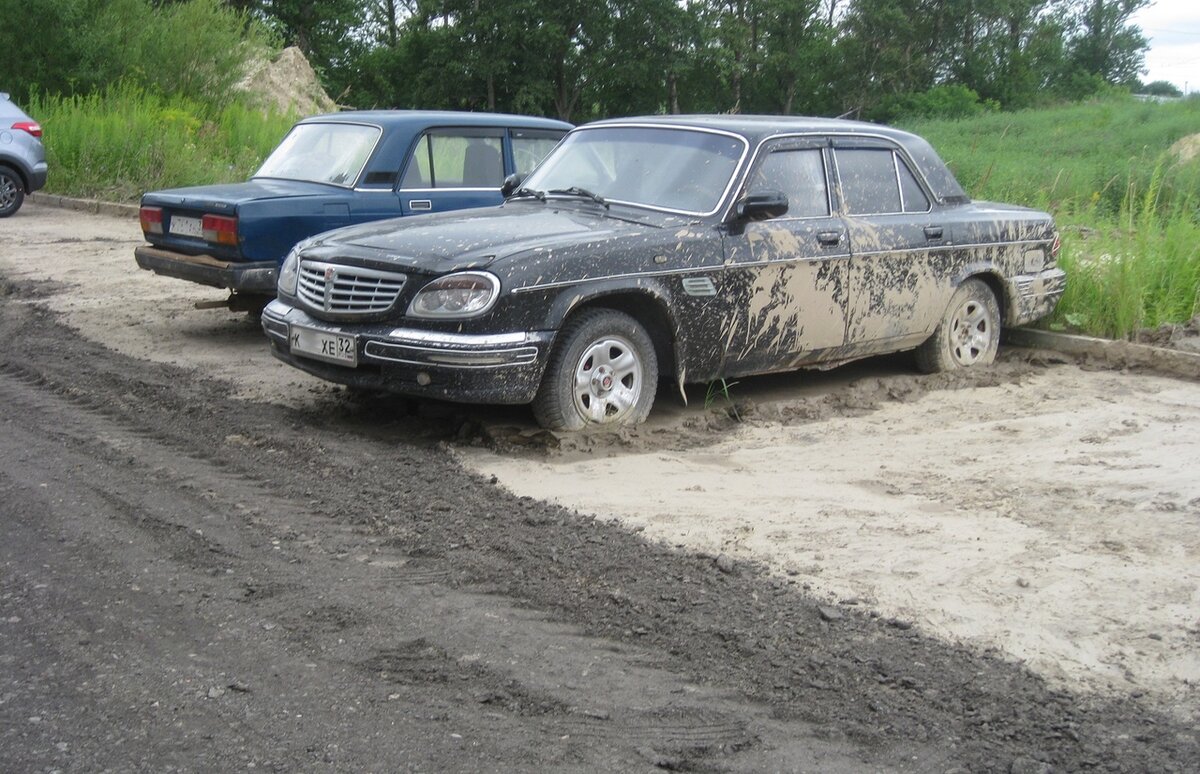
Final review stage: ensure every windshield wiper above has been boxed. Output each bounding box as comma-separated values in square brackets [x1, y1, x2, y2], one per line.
[511, 186, 546, 202]
[548, 186, 609, 208]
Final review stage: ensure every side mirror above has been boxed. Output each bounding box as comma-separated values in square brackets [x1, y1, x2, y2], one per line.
[736, 190, 789, 221]
[501, 172, 526, 197]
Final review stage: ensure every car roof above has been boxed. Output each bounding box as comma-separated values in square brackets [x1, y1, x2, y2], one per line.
[0, 93, 31, 120]
[298, 110, 572, 132]
[582, 114, 969, 204]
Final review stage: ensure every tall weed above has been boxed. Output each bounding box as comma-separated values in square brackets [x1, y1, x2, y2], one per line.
[33, 85, 297, 202]
[905, 97, 1200, 338]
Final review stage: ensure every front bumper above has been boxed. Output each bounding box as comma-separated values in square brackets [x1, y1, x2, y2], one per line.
[134, 245, 276, 293]
[1006, 267, 1067, 327]
[261, 300, 554, 405]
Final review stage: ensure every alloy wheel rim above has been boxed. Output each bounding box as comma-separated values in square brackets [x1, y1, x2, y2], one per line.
[0, 176, 16, 210]
[572, 335, 643, 424]
[949, 299, 992, 366]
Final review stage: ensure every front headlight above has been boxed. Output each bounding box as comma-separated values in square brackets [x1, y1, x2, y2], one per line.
[407, 271, 501, 319]
[278, 245, 302, 296]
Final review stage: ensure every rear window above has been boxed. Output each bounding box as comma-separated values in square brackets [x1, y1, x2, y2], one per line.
[255, 123, 381, 187]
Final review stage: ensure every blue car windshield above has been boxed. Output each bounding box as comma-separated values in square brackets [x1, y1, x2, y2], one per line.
[521, 126, 747, 215]
[255, 122, 381, 187]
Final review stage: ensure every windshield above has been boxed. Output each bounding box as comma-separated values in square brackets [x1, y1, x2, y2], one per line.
[255, 122, 381, 187]
[521, 126, 747, 215]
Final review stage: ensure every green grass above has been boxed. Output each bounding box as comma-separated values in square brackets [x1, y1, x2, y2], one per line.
[32, 84, 297, 202]
[903, 96, 1200, 338]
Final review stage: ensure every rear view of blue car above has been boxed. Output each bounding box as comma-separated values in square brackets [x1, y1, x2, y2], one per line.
[134, 110, 569, 309]
[0, 92, 48, 217]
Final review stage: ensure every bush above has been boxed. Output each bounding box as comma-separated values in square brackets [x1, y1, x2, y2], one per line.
[877, 85, 999, 122]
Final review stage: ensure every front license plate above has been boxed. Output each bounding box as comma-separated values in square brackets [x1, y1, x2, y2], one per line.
[169, 215, 203, 238]
[290, 324, 357, 367]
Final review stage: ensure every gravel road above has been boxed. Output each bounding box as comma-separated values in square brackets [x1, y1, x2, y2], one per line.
[1, 201, 1197, 771]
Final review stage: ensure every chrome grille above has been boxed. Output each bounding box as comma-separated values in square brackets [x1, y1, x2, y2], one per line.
[297, 260, 407, 315]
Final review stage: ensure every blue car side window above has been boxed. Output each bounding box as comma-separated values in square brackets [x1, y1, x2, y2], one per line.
[400, 129, 505, 190]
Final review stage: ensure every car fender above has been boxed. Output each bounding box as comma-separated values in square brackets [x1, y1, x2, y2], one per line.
[540, 277, 689, 391]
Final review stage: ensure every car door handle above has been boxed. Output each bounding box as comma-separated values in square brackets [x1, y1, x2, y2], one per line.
[924, 226, 944, 240]
[816, 230, 843, 246]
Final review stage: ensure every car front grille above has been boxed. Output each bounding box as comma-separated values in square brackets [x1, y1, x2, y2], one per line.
[297, 260, 408, 315]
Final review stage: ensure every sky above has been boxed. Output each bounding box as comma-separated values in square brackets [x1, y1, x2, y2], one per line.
[1131, 0, 1200, 93]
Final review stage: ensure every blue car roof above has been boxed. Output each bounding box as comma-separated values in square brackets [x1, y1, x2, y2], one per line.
[299, 110, 572, 132]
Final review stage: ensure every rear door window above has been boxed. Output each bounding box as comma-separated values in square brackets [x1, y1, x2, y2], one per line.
[835, 148, 902, 215]
[400, 128, 505, 189]
[511, 129, 565, 177]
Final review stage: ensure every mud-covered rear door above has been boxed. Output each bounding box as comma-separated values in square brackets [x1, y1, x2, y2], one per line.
[716, 139, 850, 375]
[832, 140, 950, 346]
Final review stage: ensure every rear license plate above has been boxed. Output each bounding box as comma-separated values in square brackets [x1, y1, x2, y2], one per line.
[169, 215, 203, 238]
[289, 324, 357, 367]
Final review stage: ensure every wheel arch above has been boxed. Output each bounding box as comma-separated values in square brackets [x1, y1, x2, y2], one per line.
[545, 283, 682, 388]
[951, 267, 1010, 327]
[0, 156, 31, 192]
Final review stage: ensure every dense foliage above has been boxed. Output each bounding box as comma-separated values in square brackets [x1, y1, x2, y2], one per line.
[0, 0, 275, 112]
[2, 0, 1158, 122]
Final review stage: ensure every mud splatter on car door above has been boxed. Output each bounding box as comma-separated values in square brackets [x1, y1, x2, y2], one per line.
[718, 140, 850, 374]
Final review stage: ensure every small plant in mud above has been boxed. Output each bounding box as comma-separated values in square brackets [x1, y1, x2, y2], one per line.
[704, 378, 741, 421]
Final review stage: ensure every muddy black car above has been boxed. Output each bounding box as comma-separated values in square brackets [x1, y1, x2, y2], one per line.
[263, 116, 1065, 430]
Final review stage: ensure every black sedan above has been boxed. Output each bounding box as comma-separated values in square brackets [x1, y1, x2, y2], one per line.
[262, 115, 1065, 430]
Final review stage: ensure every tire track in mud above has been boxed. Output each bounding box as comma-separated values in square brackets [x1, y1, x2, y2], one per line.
[1, 281, 1197, 771]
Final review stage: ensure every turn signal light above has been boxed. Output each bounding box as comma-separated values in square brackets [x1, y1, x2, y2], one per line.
[139, 206, 163, 235]
[202, 214, 239, 246]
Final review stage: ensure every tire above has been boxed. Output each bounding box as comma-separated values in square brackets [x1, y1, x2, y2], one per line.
[532, 308, 659, 431]
[0, 168, 24, 218]
[915, 278, 1001, 373]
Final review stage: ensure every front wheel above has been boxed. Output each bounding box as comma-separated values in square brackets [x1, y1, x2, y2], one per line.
[0, 168, 25, 218]
[532, 309, 658, 431]
[915, 278, 1001, 373]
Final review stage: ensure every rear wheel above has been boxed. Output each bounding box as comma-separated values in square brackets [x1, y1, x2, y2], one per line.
[0, 168, 24, 218]
[916, 278, 1001, 373]
[532, 309, 658, 431]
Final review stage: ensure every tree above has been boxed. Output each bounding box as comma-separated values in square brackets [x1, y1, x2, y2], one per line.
[1138, 80, 1183, 98]
[1067, 0, 1149, 87]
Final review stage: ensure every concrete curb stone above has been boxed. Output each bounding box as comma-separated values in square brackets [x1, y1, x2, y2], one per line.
[30, 193, 139, 219]
[1006, 327, 1200, 380]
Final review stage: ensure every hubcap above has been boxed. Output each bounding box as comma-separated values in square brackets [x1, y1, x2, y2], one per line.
[572, 336, 642, 424]
[949, 299, 992, 366]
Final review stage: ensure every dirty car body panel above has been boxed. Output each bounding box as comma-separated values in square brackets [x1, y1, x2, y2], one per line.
[263, 115, 1065, 429]
[134, 111, 570, 294]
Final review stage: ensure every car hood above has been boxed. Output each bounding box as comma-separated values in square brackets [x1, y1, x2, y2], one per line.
[304, 204, 671, 274]
[141, 179, 344, 209]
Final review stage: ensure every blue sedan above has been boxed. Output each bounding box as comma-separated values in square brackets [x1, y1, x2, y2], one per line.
[134, 110, 570, 307]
